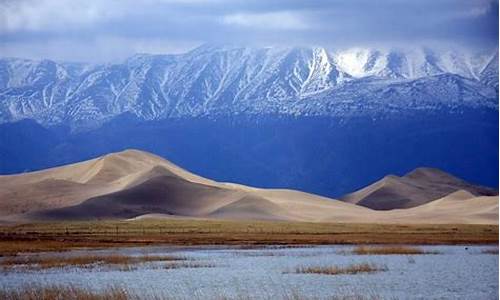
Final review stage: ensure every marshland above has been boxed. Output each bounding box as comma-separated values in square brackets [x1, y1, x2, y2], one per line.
[0, 243, 497, 300]
[0, 220, 498, 299]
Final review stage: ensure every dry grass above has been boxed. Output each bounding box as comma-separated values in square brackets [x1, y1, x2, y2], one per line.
[163, 261, 217, 269]
[236, 250, 321, 257]
[351, 246, 440, 255]
[133, 255, 188, 262]
[0, 284, 380, 300]
[0, 254, 187, 271]
[293, 263, 387, 276]
[236, 251, 289, 257]
[0, 220, 496, 256]
[0, 285, 132, 300]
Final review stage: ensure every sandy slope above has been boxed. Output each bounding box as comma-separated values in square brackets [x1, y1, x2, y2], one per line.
[371, 190, 499, 224]
[0, 150, 215, 216]
[0, 149, 497, 224]
[340, 168, 497, 210]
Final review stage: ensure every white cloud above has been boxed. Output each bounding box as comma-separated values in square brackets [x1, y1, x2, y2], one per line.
[0, 0, 496, 61]
[0, 36, 200, 62]
[456, 6, 491, 18]
[222, 11, 309, 30]
[0, 0, 123, 33]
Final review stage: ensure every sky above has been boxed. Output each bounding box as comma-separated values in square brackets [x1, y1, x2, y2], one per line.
[0, 0, 498, 62]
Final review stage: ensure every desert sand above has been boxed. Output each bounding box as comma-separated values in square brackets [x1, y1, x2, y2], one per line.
[0, 149, 497, 224]
[340, 168, 497, 210]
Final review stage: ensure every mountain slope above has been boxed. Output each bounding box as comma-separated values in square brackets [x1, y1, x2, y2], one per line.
[0, 45, 497, 128]
[340, 167, 498, 210]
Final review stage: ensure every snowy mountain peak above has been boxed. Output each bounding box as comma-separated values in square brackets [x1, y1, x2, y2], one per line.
[0, 45, 497, 128]
[332, 47, 498, 81]
[479, 51, 499, 90]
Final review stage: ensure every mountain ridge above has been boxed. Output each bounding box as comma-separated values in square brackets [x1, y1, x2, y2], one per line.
[0, 45, 497, 129]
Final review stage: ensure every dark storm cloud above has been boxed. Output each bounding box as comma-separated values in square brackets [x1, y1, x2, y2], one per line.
[0, 0, 497, 62]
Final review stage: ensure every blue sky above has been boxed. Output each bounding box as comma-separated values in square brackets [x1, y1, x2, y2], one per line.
[0, 0, 498, 62]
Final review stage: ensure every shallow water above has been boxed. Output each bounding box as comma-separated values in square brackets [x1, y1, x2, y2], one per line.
[0, 245, 498, 299]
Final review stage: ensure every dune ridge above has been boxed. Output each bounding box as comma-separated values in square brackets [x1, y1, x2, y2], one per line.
[0, 149, 497, 224]
[340, 168, 497, 210]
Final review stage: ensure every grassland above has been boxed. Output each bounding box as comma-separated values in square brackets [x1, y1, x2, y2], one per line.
[0, 219, 497, 256]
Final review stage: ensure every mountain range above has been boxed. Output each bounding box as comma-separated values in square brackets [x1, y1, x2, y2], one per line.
[0, 150, 497, 224]
[0, 45, 497, 129]
[0, 45, 498, 198]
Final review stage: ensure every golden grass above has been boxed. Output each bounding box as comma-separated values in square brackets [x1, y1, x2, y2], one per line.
[0, 284, 379, 300]
[293, 263, 387, 275]
[351, 246, 440, 255]
[0, 285, 132, 300]
[0, 254, 187, 271]
[0, 219, 496, 256]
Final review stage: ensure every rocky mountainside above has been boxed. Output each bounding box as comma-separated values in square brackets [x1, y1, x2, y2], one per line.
[0, 45, 497, 129]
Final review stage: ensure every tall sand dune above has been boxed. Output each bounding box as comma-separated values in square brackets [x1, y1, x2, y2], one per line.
[0, 149, 497, 224]
[340, 168, 497, 210]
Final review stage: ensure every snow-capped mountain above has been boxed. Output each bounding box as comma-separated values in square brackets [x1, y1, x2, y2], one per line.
[0, 45, 497, 128]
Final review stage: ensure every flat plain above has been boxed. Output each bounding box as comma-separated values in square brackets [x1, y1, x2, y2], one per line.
[0, 219, 497, 256]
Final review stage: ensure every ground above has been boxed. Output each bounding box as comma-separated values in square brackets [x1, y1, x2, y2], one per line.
[0, 219, 497, 256]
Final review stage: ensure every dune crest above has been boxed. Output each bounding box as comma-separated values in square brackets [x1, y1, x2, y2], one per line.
[0, 149, 497, 224]
[340, 167, 497, 210]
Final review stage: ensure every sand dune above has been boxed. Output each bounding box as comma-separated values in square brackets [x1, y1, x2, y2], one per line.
[372, 191, 499, 224]
[30, 174, 245, 220]
[0, 149, 497, 224]
[340, 168, 497, 210]
[0, 150, 216, 217]
[208, 195, 294, 221]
